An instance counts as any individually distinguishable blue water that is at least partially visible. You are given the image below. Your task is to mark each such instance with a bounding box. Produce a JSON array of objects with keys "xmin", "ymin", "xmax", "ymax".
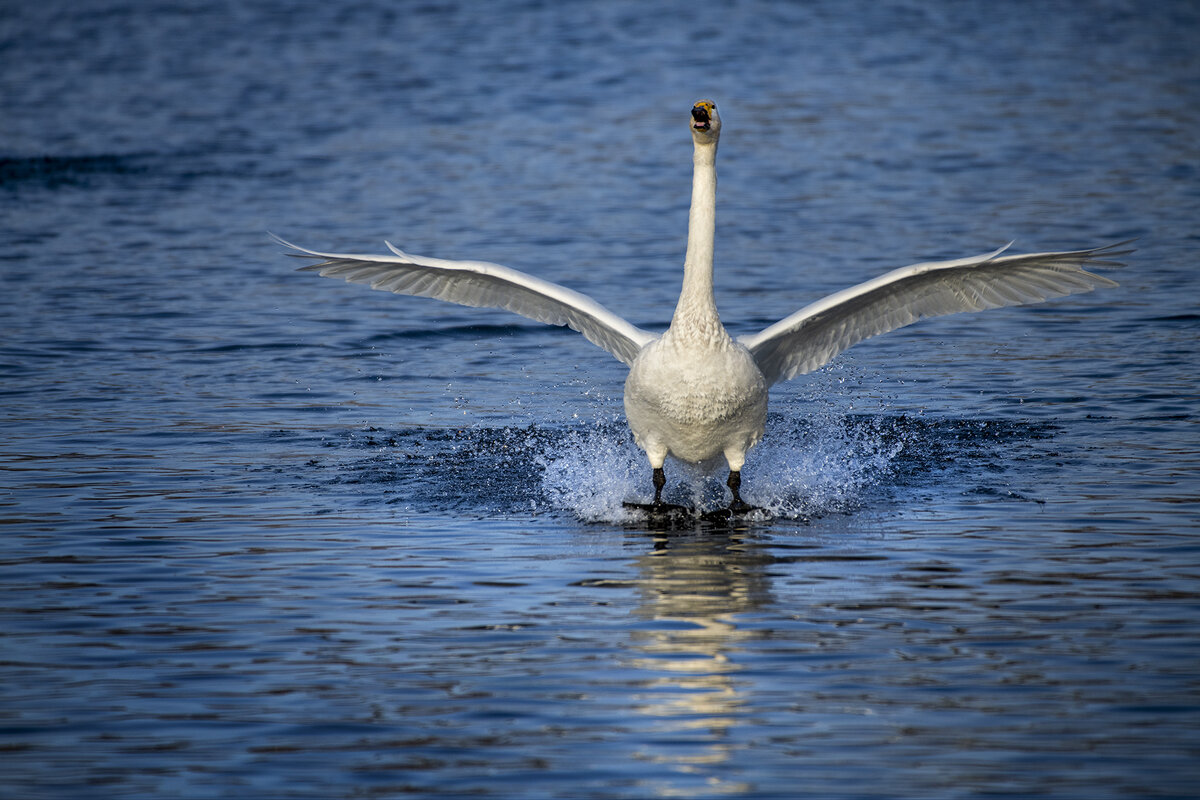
[{"xmin": 3, "ymin": 1, "xmax": 1199, "ymax": 797}]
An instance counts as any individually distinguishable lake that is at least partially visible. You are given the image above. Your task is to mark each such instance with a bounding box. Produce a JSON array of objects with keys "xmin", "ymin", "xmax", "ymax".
[{"xmin": 2, "ymin": 1, "xmax": 1198, "ymax": 797}]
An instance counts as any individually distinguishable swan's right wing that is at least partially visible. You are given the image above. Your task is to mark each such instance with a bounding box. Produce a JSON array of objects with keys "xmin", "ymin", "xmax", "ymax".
[
  {"xmin": 278, "ymin": 236, "xmax": 657, "ymax": 366},
  {"xmin": 738, "ymin": 241, "xmax": 1130, "ymax": 386}
]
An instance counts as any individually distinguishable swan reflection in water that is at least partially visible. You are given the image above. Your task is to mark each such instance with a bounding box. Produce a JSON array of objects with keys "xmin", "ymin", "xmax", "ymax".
[{"xmin": 622, "ymin": 526, "xmax": 776, "ymax": 796}]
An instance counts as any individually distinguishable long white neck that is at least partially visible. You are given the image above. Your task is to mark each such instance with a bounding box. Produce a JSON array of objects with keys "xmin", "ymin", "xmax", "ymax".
[{"xmin": 670, "ymin": 137, "xmax": 722, "ymax": 335}]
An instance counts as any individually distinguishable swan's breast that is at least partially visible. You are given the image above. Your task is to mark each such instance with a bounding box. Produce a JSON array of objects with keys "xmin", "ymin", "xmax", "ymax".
[{"xmin": 623, "ymin": 337, "xmax": 767, "ymax": 463}]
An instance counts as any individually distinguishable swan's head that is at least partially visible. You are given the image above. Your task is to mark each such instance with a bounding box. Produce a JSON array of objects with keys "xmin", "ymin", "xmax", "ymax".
[{"xmin": 690, "ymin": 100, "xmax": 721, "ymax": 144}]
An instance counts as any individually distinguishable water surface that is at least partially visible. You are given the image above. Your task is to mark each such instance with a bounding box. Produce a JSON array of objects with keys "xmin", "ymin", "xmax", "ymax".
[{"xmin": 2, "ymin": 1, "xmax": 1198, "ymax": 797}]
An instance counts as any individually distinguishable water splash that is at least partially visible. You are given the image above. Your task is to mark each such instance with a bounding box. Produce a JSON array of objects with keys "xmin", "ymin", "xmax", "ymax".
[
  {"xmin": 747, "ymin": 412, "xmax": 904, "ymax": 519},
  {"xmin": 536, "ymin": 417, "xmax": 645, "ymax": 523},
  {"xmin": 304, "ymin": 351, "xmax": 1065, "ymax": 523},
  {"xmin": 303, "ymin": 408, "xmax": 1056, "ymax": 522},
  {"xmin": 537, "ymin": 404, "xmax": 905, "ymax": 523}
]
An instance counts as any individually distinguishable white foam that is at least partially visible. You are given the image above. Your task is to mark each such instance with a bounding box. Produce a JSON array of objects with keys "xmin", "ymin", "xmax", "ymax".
[{"xmin": 536, "ymin": 405, "xmax": 903, "ymax": 523}]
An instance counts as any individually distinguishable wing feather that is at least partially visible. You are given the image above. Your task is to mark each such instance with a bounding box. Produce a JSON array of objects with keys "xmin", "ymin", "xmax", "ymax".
[
  {"xmin": 277, "ymin": 235, "xmax": 656, "ymax": 366},
  {"xmin": 738, "ymin": 241, "xmax": 1130, "ymax": 386}
]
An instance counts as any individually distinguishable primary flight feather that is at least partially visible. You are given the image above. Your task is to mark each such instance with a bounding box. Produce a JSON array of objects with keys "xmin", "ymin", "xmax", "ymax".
[{"xmin": 283, "ymin": 99, "xmax": 1127, "ymax": 513}]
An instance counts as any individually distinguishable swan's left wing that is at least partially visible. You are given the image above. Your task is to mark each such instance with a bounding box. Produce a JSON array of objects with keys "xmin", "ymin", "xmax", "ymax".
[
  {"xmin": 278, "ymin": 236, "xmax": 657, "ymax": 366},
  {"xmin": 738, "ymin": 241, "xmax": 1130, "ymax": 386}
]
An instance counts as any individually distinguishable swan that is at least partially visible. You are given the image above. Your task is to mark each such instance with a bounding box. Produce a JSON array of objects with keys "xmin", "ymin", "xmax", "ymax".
[{"xmin": 280, "ymin": 99, "xmax": 1127, "ymax": 514}]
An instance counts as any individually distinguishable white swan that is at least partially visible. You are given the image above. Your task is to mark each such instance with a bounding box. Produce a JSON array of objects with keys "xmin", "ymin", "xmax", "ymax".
[{"xmin": 280, "ymin": 99, "xmax": 1127, "ymax": 513}]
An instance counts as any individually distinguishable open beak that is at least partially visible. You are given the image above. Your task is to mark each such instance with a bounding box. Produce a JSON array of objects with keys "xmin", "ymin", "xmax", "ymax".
[{"xmin": 691, "ymin": 104, "xmax": 712, "ymax": 132}]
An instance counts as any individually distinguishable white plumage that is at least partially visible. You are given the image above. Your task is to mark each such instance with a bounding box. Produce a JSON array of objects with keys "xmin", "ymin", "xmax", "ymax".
[{"xmin": 281, "ymin": 99, "xmax": 1127, "ymax": 512}]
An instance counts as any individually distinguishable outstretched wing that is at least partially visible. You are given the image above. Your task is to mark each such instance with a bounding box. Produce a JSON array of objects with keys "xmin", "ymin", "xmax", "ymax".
[
  {"xmin": 738, "ymin": 241, "xmax": 1130, "ymax": 386},
  {"xmin": 278, "ymin": 235, "xmax": 657, "ymax": 366}
]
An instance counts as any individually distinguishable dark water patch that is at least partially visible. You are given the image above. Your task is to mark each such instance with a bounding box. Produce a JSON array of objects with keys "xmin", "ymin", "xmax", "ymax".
[
  {"xmin": 363, "ymin": 323, "xmax": 534, "ymax": 343},
  {"xmin": 285, "ymin": 413, "xmax": 1068, "ymax": 524},
  {"xmin": 0, "ymin": 153, "xmax": 154, "ymax": 187},
  {"xmin": 875, "ymin": 415, "xmax": 1060, "ymax": 485},
  {"xmin": 0, "ymin": 146, "xmax": 281, "ymax": 194},
  {"xmin": 194, "ymin": 341, "xmax": 311, "ymax": 355},
  {"xmin": 964, "ymin": 486, "xmax": 1047, "ymax": 504},
  {"xmin": 291, "ymin": 424, "xmax": 557, "ymax": 515},
  {"xmin": 1144, "ymin": 312, "xmax": 1200, "ymax": 323}
]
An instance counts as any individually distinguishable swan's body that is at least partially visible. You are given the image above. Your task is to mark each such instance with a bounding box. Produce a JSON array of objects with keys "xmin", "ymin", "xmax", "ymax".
[{"xmin": 282, "ymin": 100, "xmax": 1126, "ymax": 511}]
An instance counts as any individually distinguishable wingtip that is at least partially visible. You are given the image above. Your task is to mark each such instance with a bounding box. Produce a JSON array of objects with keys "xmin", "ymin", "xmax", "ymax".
[
  {"xmin": 1095, "ymin": 237, "xmax": 1138, "ymax": 262},
  {"xmin": 269, "ymin": 231, "xmax": 308, "ymax": 253},
  {"xmin": 270, "ymin": 232, "xmax": 332, "ymax": 265},
  {"xmin": 1067, "ymin": 239, "xmax": 1136, "ymax": 271}
]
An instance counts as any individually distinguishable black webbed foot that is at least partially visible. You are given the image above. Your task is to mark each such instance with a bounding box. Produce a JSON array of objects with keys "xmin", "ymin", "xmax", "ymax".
[
  {"xmin": 623, "ymin": 500, "xmax": 691, "ymax": 515},
  {"xmin": 624, "ymin": 466, "xmax": 690, "ymax": 519},
  {"xmin": 623, "ymin": 467, "xmax": 763, "ymax": 525}
]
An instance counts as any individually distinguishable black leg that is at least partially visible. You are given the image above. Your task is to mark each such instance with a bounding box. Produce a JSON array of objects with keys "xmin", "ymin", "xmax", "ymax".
[
  {"xmin": 727, "ymin": 470, "xmax": 752, "ymax": 512},
  {"xmin": 652, "ymin": 467, "xmax": 666, "ymax": 505}
]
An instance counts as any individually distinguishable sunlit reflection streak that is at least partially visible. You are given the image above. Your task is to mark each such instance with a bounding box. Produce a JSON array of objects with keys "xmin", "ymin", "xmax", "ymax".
[{"xmin": 622, "ymin": 529, "xmax": 774, "ymax": 796}]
